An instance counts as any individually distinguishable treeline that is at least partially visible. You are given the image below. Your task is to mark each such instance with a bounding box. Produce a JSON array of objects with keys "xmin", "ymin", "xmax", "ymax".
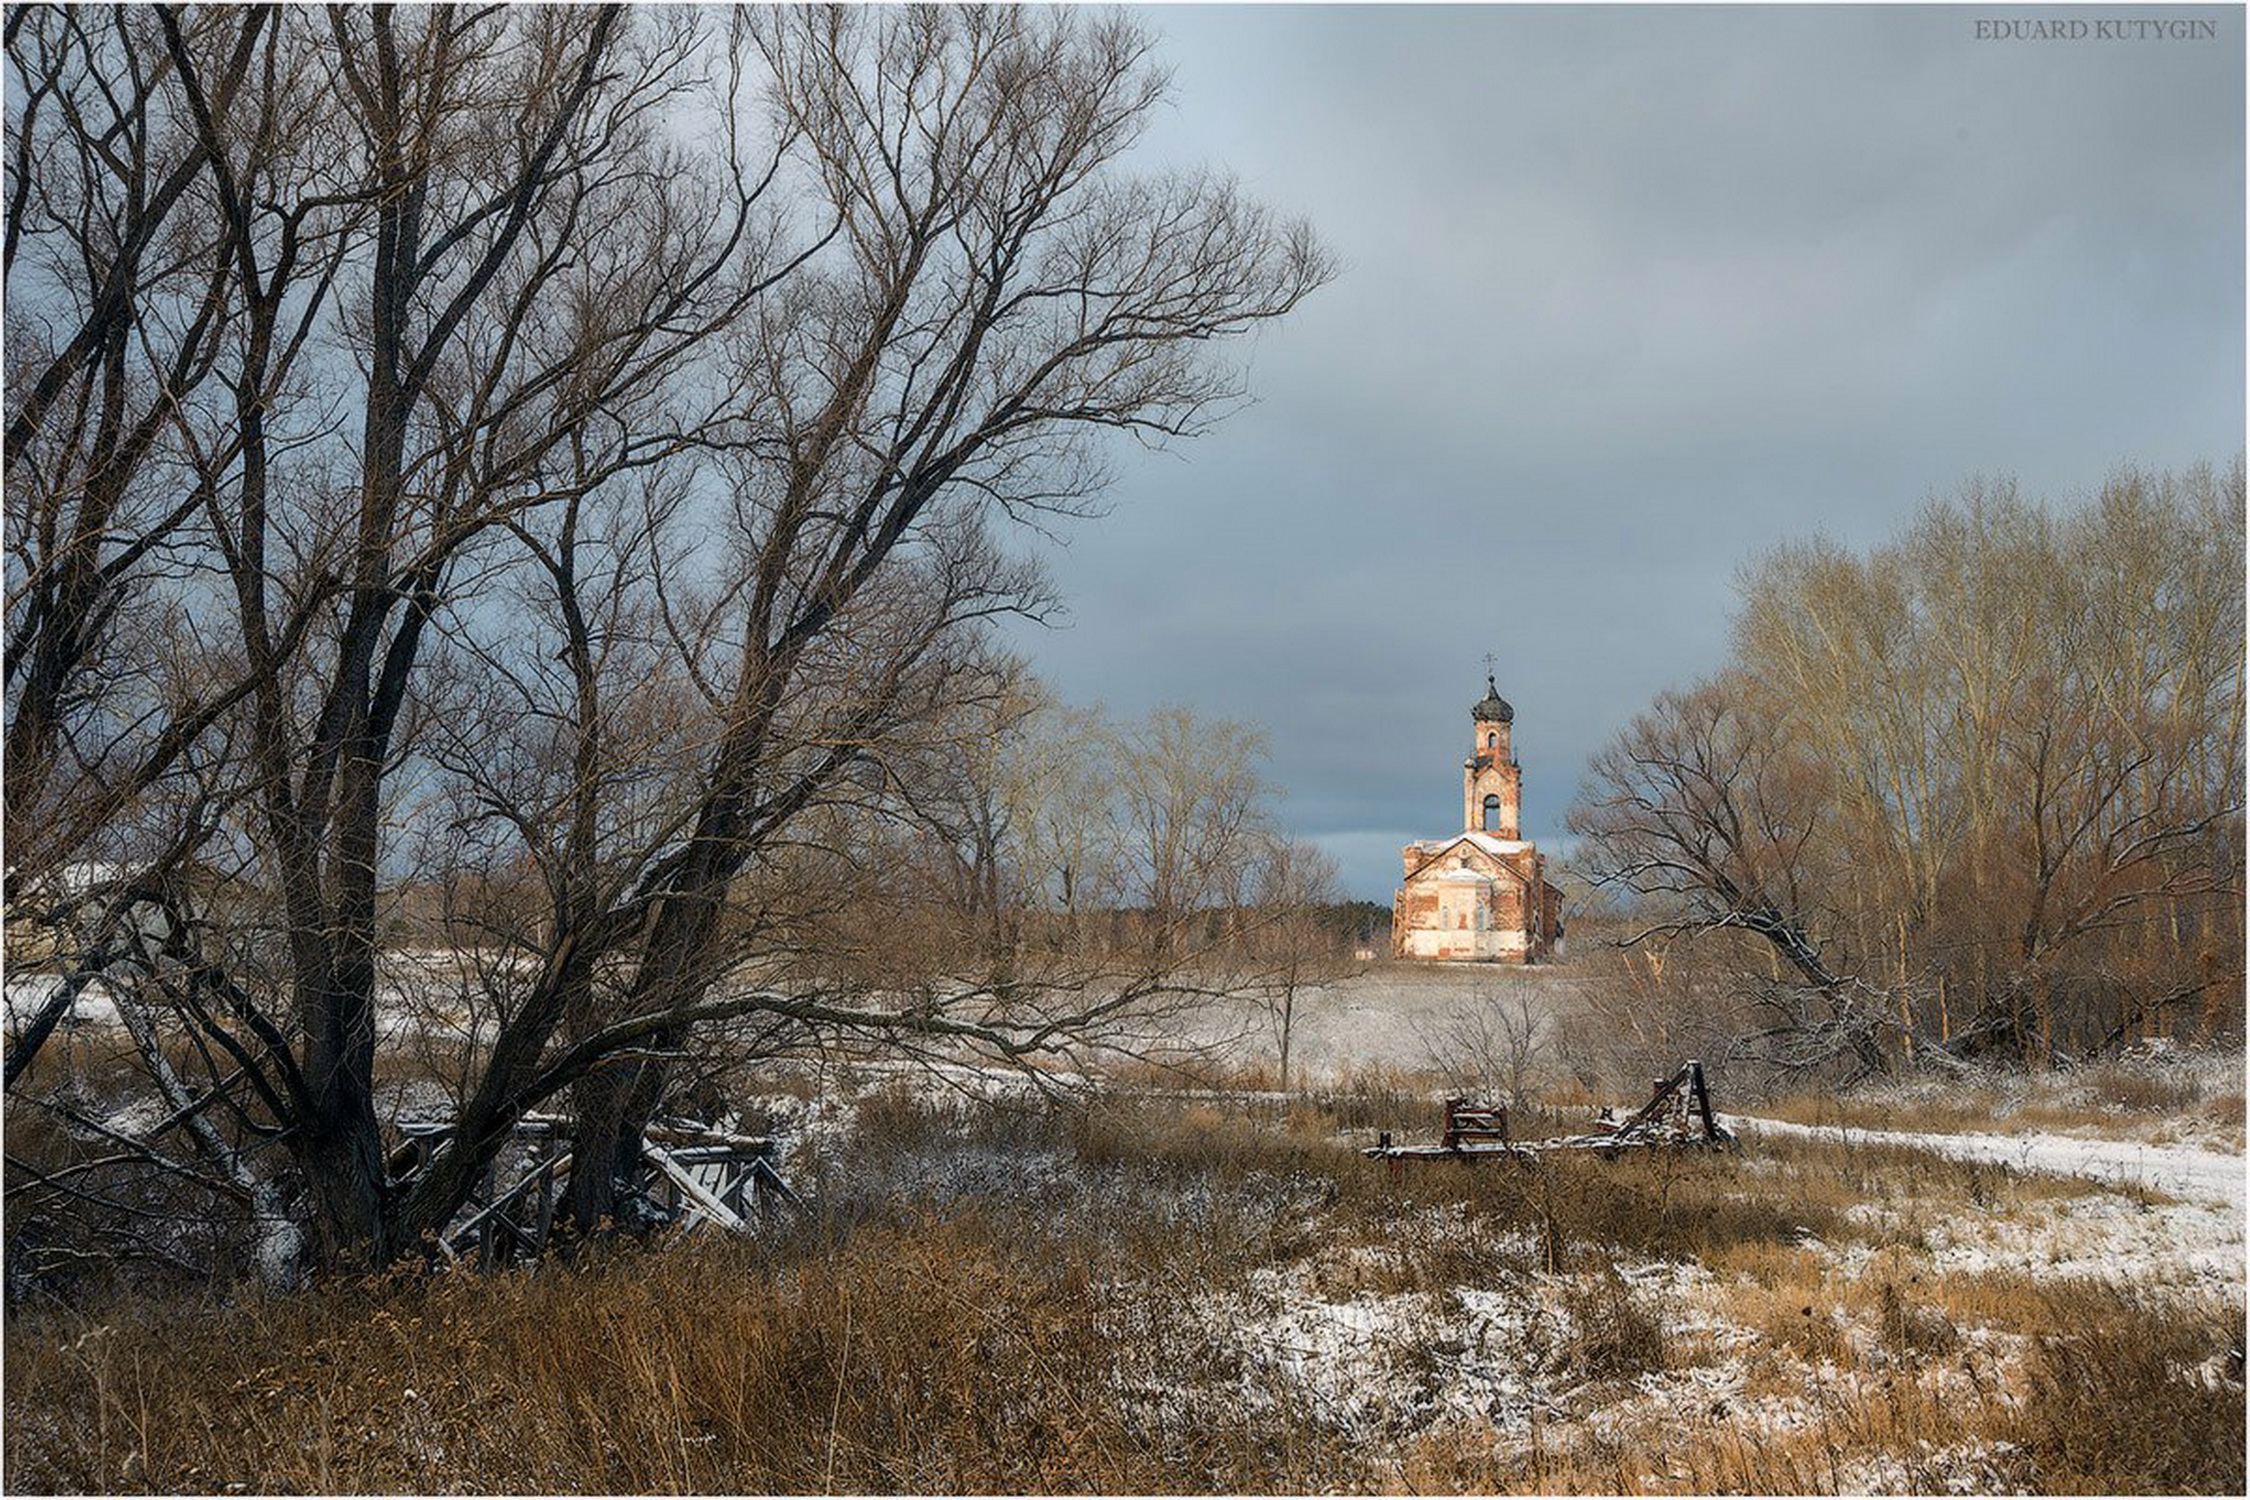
[
  {"xmin": 857, "ymin": 690, "xmax": 1337, "ymax": 972},
  {"xmin": 1569, "ymin": 462, "xmax": 2244, "ymax": 1077},
  {"xmin": 397, "ymin": 682, "xmax": 1346, "ymax": 985}
]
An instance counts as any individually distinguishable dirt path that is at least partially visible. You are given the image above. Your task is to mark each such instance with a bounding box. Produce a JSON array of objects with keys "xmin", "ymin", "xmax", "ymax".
[{"xmin": 1728, "ymin": 1113, "xmax": 2246, "ymax": 1208}]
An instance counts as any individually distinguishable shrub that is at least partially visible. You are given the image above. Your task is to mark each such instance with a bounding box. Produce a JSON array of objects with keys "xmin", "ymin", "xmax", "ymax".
[{"xmin": 1561, "ymin": 1266, "xmax": 1666, "ymax": 1381}]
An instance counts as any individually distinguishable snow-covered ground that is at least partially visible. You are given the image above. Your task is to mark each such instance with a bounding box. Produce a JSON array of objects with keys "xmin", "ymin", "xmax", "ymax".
[
  {"xmin": 1198, "ymin": 962, "xmax": 1587, "ymax": 1079},
  {"xmin": 3, "ymin": 972, "xmax": 122, "ymax": 1029},
  {"xmin": 5, "ymin": 952, "xmax": 512, "ymax": 1046},
  {"xmin": 1106, "ymin": 1155, "xmax": 2239, "ymax": 1492},
  {"xmin": 1729, "ymin": 1113, "xmax": 2246, "ymax": 1208}
]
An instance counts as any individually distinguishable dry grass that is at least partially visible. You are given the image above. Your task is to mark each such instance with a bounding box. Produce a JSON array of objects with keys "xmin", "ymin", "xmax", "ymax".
[
  {"xmin": 5, "ymin": 1083, "xmax": 2242, "ymax": 1495},
  {"xmin": 1559, "ymin": 1266, "xmax": 1668, "ymax": 1380},
  {"xmin": 1758, "ymin": 1045, "xmax": 2247, "ymax": 1150},
  {"xmin": 6, "ymin": 1212, "xmax": 1356, "ymax": 1494},
  {"xmin": 2010, "ymin": 1288, "xmax": 2246, "ymax": 1493},
  {"xmin": 1424, "ymin": 1274, "xmax": 2242, "ymax": 1496}
]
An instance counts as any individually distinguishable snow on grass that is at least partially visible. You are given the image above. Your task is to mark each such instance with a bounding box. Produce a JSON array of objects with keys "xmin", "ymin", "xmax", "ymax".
[
  {"xmin": 1167, "ymin": 1256, "xmax": 1558, "ymax": 1440},
  {"xmin": 1728, "ymin": 1112, "xmax": 2245, "ymax": 1207},
  {"xmin": 1188, "ymin": 962, "xmax": 1589, "ymax": 1084},
  {"xmin": 1107, "ymin": 1126, "xmax": 2237, "ymax": 1487},
  {"xmin": 1134, "ymin": 1228, "xmax": 2031, "ymax": 1492},
  {"xmin": 1756, "ymin": 1042, "xmax": 2246, "ymax": 1153},
  {"xmin": 1827, "ymin": 1439, "xmax": 2029, "ymax": 1496},
  {"xmin": 1904, "ymin": 1191, "xmax": 2243, "ymax": 1294}
]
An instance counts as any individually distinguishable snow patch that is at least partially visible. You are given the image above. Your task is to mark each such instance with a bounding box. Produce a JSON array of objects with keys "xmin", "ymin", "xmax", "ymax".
[{"xmin": 1730, "ymin": 1113, "xmax": 2246, "ymax": 1208}]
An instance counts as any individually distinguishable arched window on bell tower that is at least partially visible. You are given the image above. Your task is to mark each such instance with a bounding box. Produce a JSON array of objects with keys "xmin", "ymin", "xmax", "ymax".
[{"xmin": 1482, "ymin": 794, "xmax": 1502, "ymax": 832}]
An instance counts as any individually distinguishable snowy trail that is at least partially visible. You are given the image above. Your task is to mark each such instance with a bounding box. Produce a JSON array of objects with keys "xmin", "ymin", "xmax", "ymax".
[{"xmin": 1728, "ymin": 1114, "xmax": 2246, "ymax": 1208}]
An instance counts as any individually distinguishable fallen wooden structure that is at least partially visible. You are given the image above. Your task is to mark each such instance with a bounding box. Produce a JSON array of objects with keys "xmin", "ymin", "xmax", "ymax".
[
  {"xmin": 1365, "ymin": 1059, "xmax": 1735, "ymax": 1164},
  {"xmin": 392, "ymin": 1113, "xmax": 800, "ymax": 1266}
]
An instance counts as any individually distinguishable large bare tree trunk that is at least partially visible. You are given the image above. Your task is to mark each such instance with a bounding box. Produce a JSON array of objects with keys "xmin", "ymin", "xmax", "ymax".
[{"xmin": 7, "ymin": 3, "xmax": 1331, "ymax": 1277}]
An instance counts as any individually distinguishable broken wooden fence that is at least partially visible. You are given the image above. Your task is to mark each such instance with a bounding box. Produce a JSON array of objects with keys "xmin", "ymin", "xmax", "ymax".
[
  {"xmin": 1366, "ymin": 1059, "xmax": 1735, "ymax": 1165},
  {"xmin": 392, "ymin": 1114, "xmax": 800, "ymax": 1266}
]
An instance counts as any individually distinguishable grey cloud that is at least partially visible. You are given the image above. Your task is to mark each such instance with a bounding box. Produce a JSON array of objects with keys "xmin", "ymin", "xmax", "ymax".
[{"xmin": 1000, "ymin": 4, "xmax": 2244, "ymax": 899}]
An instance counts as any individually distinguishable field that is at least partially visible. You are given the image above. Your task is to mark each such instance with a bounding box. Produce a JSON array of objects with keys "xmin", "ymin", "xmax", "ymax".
[{"xmin": 5, "ymin": 968, "xmax": 2243, "ymax": 1495}]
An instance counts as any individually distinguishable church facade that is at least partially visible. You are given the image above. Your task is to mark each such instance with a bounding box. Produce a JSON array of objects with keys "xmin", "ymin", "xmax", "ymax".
[{"xmin": 1390, "ymin": 678, "xmax": 1564, "ymax": 962}]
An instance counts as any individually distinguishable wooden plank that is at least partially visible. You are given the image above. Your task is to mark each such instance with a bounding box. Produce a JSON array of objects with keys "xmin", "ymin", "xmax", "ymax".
[
  {"xmin": 749, "ymin": 1156, "xmax": 806, "ymax": 1211},
  {"xmin": 535, "ymin": 1154, "xmax": 557, "ymax": 1249},
  {"xmin": 410, "ymin": 1114, "xmax": 792, "ymax": 1256},
  {"xmin": 1688, "ymin": 1059, "xmax": 1727, "ymax": 1142},
  {"xmin": 643, "ymin": 1142, "xmax": 748, "ymax": 1231},
  {"xmin": 445, "ymin": 1150, "xmax": 573, "ymax": 1258},
  {"xmin": 1607, "ymin": 1065, "xmax": 1689, "ymax": 1143}
]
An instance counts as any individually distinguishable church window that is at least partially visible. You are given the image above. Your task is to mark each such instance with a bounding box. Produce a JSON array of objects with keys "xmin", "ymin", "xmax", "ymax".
[{"xmin": 1482, "ymin": 794, "xmax": 1502, "ymax": 832}]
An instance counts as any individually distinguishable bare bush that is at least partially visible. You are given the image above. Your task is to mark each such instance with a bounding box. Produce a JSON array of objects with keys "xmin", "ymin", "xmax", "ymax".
[{"xmin": 1420, "ymin": 982, "xmax": 1552, "ymax": 1109}]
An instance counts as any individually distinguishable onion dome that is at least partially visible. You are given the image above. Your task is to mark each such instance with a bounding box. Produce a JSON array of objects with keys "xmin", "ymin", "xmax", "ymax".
[{"xmin": 1471, "ymin": 675, "xmax": 1513, "ymax": 724}]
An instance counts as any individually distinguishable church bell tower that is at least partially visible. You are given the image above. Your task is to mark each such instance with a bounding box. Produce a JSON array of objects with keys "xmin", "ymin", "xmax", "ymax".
[{"xmin": 1463, "ymin": 675, "xmax": 1521, "ymax": 837}]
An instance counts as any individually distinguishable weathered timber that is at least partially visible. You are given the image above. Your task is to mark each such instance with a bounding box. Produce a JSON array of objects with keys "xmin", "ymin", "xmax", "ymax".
[
  {"xmin": 1365, "ymin": 1059, "xmax": 1735, "ymax": 1164},
  {"xmin": 392, "ymin": 1113, "xmax": 796, "ymax": 1265},
  {"xmin": 1441, "ymin": 1098, "xmax": 1510, "ymax": 1150}
]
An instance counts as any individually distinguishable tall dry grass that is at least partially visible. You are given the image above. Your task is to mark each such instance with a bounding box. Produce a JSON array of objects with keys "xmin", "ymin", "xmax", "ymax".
[
  {"xmin": 8, "ymin": 1212, "xmax": 1359, "ymax": 1494},
  {"xmin": 6, "ymin": 1087, "xmax": 2242, "ymax": 1494},
  {"xmin": 1755, "ymin": 1043, "xmax": 2247, "ymax": 1150}
]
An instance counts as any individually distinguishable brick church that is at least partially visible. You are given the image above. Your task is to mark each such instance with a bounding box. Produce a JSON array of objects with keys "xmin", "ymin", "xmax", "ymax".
[{"xmin": 1390, "ymin": 676, "xmax": 1565, "ymax": 962}]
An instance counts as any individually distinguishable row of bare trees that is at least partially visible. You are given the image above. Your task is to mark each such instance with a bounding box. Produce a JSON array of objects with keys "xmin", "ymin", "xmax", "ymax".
[
  {"xmin": 855, "ymin": 686, "xmax": 1338, "ymax": 969},
  {"xmin": 1568, "ymin": 463, "xmax": 2244, "ymax": 1079},
  {"xmin": 4, "ymin": 4, "xmax": 1331, "ymax": 1280},
  {"xmin": 671, "ymin": 682, "xmax": 1345, "ymax": 1081}
]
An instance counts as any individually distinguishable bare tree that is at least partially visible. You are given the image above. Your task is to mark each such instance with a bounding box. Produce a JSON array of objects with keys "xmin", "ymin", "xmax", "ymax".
[
  {"xmin": 2, "ymin": 7, "xmax": 283, "ymax": 1081},
  {"xmin": 1567, "ymin": 672, "xmax": 1900, "ymax": 1079},
  {"xmin": 9, "ymin": 5, "xmax": 801, "ymax": 1269},
  {"xmin": 1234, "ymin": 831, "xmax": 1345, "ymax": 1092},
  {"xmin": 7, "ymin": 4, "xmax": 1331, "ymax": 1275},
  {"xmin": 538, "ymin": 7, "xmax": 1330, "ymax": 1231},
  {"xmin": 1571, "ymin": 462, "xmax": 2244, "ymax": 1080},
  {"xmin": 1422, "ymin": 982, "xmax": 1549, "ymax": 1112}
]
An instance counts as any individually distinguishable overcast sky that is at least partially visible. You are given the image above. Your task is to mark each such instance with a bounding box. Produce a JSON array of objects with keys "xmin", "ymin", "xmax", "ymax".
[{"xmin": 996, "ymin": 3, "xmax": 2246, "ymax": 901}]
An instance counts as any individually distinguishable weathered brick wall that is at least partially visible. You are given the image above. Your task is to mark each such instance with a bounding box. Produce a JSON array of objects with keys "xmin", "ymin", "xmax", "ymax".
[
  {"xmin": 1462, "ymin": 758, "xmax": 1522, "ymax": 836},
  {"xmin": 1393, "ymin": 841, "xmax": 1546, "ymax": 962},
  {"xmin": 1394, "ymin": 884, "xmax": 1442, "ymax": 930}
]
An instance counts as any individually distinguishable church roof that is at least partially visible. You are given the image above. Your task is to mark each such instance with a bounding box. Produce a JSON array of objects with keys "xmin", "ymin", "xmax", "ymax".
[
  {"xmin": 1401, "ymin": 831, "xmax": 1539, "ymax": 887},
  {"xmin": 1409, "ymin": 831, "xmax": 1532, "ymax": 859},
  {"xmin": 1472, "ymin": 675, "xmax": 1514, "ymax": 723}
]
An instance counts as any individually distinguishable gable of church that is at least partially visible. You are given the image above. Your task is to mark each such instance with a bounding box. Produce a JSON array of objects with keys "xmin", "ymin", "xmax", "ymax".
[{"xmin": 1400, "ymin": 833, "xmax": 1535, "ymax": 887}]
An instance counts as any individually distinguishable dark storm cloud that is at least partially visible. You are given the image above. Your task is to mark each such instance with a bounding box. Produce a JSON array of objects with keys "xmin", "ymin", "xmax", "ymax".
[{"xmin": 997, "ymin": 4, "xmax": 2245, "ymax": 899}]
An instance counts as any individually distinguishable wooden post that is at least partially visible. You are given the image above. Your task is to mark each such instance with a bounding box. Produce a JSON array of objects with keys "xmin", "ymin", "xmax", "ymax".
[
  {"xmin": 1606, "ymin": 1065, "xmax": 1687, "ymax": 1144},
  {"xmin": 535, "ymin": 1152, "xmax": 557, "ymax": 1252},
  {"xmin": 1687, "ymin": 1060, "xmax": 1718, "ymax": 1141},
  {"xmin": 477, "ymin": 1155, "xmax": 498, "ymax": 1267},
  {"xmin": 723, "ymin": 1159, "xmax": 752, "ymax": 1219}
]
